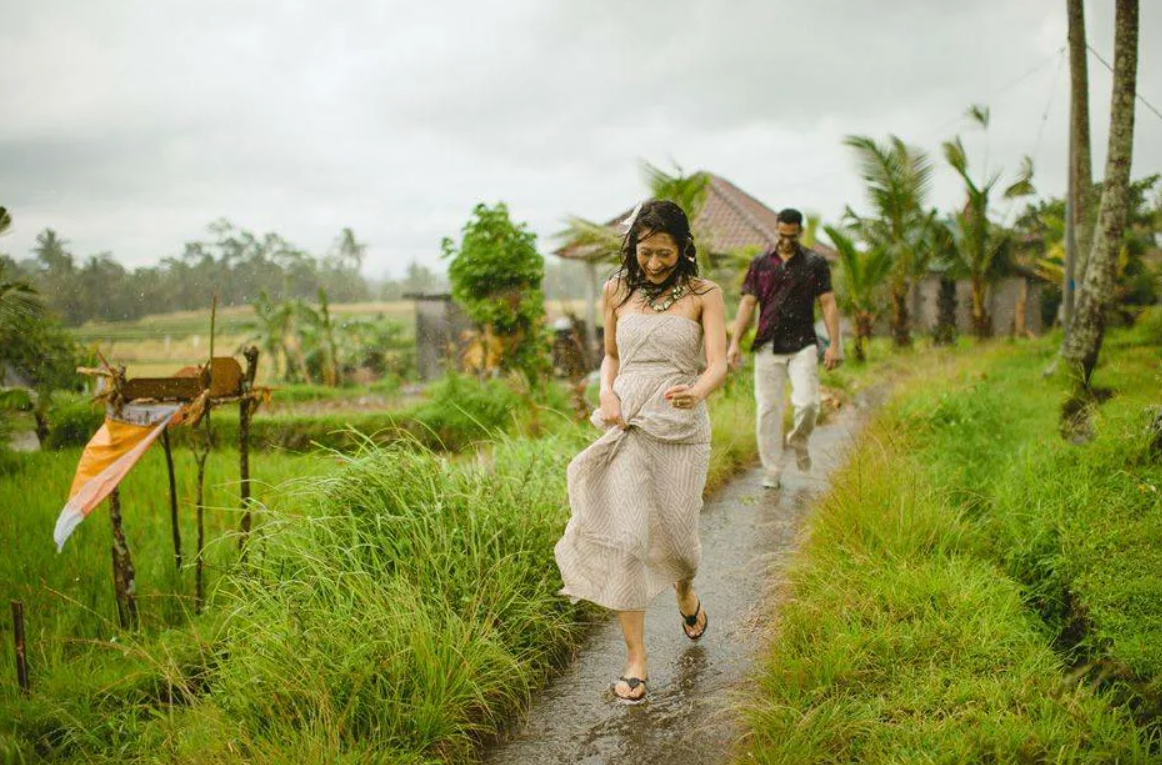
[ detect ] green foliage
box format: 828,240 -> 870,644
0,275 -> 86,444
44,395 -> 104,450
249,291 -> 413,386
824,225 -> 891,361
842,133 -> 940,346
0,260 -> 43,328
842,134 -> 936,273
742,335 -> 1161,762
1138,304 -> 1162,346
0,362 -> 767,762
824,225 -> 892,315
939,112 -> 1036,338
409,373 -> 520,445
443,203 -> 549,380
0,445 -> 332,762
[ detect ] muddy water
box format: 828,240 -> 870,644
485,392 -> 879,765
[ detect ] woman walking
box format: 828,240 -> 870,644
554,199 -> 728,704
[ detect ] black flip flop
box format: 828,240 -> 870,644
680,599 -> 708,641
611,675 -> 648,704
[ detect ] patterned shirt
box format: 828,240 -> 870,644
741,245 -> 833,354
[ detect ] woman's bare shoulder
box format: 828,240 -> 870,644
691,277 -> 722,295
603,276 -> 629,300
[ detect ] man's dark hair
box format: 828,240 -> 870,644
777,208 -> 803,226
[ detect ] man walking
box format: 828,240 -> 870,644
727,208 -> 841,489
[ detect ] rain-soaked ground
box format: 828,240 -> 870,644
485,388 -> 884,765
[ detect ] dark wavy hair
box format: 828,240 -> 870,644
612,199 -> 706,308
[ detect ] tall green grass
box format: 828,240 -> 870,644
1,364 -> 771,762
0,446 -> 333,686
740,329 -> 1161,763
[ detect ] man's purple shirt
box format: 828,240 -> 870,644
741,245 -> 833,354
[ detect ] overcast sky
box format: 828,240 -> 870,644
2,1 -> 1159,279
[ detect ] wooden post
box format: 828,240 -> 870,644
238,346 -> 260,553
194,296 -> 217,613
108,488 -> 138,629
162,428 -> 181,571
194,411 -> 211,614
11,601 -> 29,695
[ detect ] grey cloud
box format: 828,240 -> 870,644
0,0 -> 1159,279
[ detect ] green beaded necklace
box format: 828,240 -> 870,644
644,282 -> 686,312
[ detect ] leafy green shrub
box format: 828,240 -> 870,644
408,373 -> 520,448
45,396 -> 104,449
443,203 -> 549,381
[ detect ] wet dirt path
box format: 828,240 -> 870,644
485,391 -> 879,765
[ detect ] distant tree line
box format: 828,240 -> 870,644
0,220 -> 472,327
0,217 -> 603,330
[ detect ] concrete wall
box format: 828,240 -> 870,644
413,296 -> 473,381
878,276 -> 1044,338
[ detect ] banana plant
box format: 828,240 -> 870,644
824,224 -> 892,362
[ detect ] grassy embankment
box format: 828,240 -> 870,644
39,376 -> 530,455
741,316 -> 1162,763
3,337 -> 875,762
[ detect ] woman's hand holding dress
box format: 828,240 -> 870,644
599,390 -> 628,429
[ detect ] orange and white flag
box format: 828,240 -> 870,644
53,403 -> 182,551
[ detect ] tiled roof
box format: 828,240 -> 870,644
555,172 -> 837,263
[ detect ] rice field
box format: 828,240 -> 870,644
68,299 -> 592,381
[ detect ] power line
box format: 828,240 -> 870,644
778,46 -> 1070,196
1030,48 -> 1067,170
920,45 -> 1068,142
1086,43 -> 1162,124
1001,47 -> 1066,226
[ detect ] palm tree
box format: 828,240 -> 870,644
824,225 -> 891,362
0,267 -> 42,327
0,208 -> 45,327
557,215 -> 624,263
842,135 -> 936,347
1064,0 -> 1142,385
942,109 -> 1036,338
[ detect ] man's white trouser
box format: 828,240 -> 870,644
754,344 -> 820,479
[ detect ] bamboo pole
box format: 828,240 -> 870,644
11,601 -> 29,695
108,488 -> 138,629
194,427 -> 208,613
162,428 -> 182,571
238,346 -> 259,554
